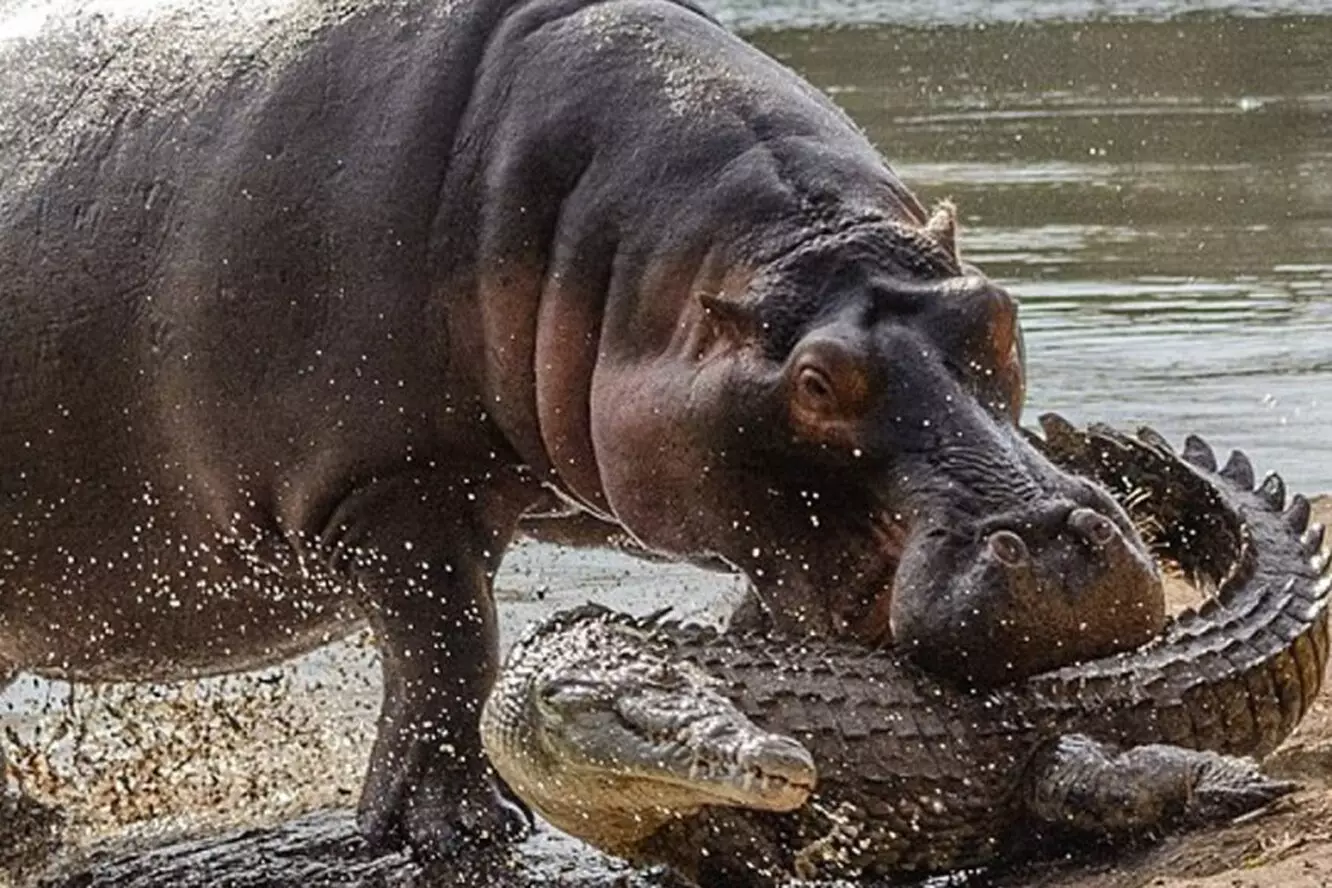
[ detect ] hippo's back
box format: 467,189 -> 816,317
0,1 -> 361,178
0,0 -> 498,492
0,0 -> 514,678
0,0 -> 352,426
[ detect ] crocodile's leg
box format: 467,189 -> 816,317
1027,734 -> 1295,834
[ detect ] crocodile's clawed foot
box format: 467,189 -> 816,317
1029,735 -> 1297,837
792,801 -> 866,882
1185,755 -> 1297,825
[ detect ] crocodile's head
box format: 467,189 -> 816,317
480,607 -> 816,856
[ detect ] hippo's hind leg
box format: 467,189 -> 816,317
326,469 -> 534,857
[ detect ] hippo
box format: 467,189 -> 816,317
0,0 -> 1163,859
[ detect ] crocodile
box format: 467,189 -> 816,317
481,419 -> 1332,885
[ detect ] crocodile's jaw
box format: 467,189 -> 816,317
516,732 -> 813,855
481,616 -> 815,853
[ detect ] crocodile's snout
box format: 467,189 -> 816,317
481,614 -> 817,855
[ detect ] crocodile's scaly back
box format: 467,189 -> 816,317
1023,417 -> 1330,758
487,421 -> 1330,884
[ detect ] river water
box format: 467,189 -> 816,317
739,11 -> 1332,494
2,2 -> 1330,886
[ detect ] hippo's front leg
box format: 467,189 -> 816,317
315,469 -> 533,855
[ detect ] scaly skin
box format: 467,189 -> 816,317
482,419 -> 1331,885
483,613 -> 819,853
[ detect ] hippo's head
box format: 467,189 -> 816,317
589,203 -> 1162,686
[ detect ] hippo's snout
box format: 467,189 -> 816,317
891,494 -> 1166,688
981,502 -> 1143,576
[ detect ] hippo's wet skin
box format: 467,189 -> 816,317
1,0 -> 1160,859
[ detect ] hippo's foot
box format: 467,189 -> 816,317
357,758 -> 531,859
327,468 -> 540,860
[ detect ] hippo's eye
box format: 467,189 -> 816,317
788,336 -> 869,430
796,364 -> 836,410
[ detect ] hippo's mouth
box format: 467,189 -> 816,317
870,510 -> 912,561
827,508 -> 916,644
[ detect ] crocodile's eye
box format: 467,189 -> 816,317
639,660 -> 687,691
536,678 -> 605,716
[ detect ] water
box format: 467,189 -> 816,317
701,0 -> 1332,30
744,15 -> 1332,493
3,2 -> 1331,885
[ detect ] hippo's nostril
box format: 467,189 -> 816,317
1069,508 -> 1117,546
989,530 -> 1029,567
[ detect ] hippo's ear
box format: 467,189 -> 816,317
925,200 -> 959,263
698,293 -> 759,344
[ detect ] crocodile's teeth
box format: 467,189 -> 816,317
1285,495 -> 1312,533
1314,549 -> 1331,576
1136,425 -> 1174,453
1257,473 -> 1286,511
1182,435 -> 1217,472
1220,450 -> 1255,489
1302,524 -> 1327,558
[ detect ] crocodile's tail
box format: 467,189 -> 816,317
1027,417 -> 1331,758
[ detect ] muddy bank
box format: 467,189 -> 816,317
27,809 -> 664,888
